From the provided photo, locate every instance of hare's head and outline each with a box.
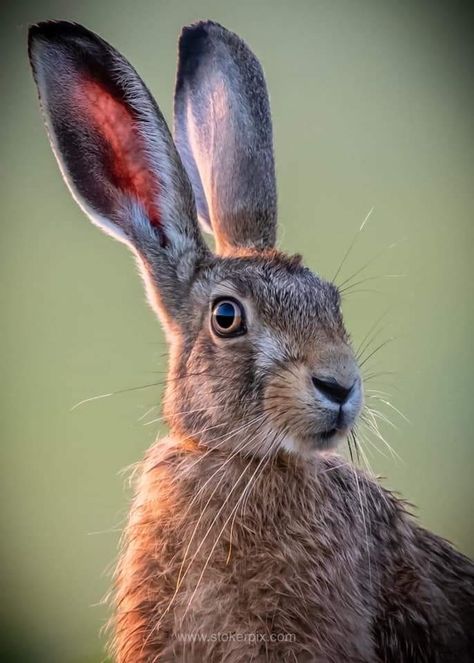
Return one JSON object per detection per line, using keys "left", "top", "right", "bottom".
{"left": 29, "top": 20, "right": 362, "bottom": 458}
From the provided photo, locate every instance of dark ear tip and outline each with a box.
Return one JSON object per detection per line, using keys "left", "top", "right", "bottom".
{"left": 179, "top": 21, "right": 209, "bottom": 54}
{"left": 29, "top": 20, "right": 79, "bottom": 40}
{"left": 177, "top": 20, "right": 237, "bottom": 85}
{"left": 28, "top": 21, "right": 61, "bottom": 62}
{"left": 28, "top": 21, "right": 51, "bottom": 54}
{"left": 178, "top": 20, "right": 231, "bottom": 52}
{"left": 28, "top": 20, "right": 98, "bottom": 54}
{"left": 180, "top": 19, "right": 224, "bottom": 37}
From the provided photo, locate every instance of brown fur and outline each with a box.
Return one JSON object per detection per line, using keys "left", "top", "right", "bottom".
{"left": 29, "top": 20, "right": 474, "bottom": 663}
{"left": 111, "top": 441, "right": 473, "bottom": 662}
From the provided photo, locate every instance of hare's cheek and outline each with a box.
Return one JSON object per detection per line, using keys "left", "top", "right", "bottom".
{"left": 262, "top": 364, "right": 315, "bottom": 430}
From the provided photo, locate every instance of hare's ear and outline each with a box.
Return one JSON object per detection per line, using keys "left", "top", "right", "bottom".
{"left": 28, "top": 21, "right": 208, "bottom": 326}
{"left": 174, "top": 21, "right": 277, "bottom": 255}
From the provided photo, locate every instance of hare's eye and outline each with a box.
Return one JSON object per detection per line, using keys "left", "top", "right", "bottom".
{"left": 211, "top": 298, "right": 246, "bottom": 337}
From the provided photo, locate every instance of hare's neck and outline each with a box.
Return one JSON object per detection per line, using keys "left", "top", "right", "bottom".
{"left": 137, "top": 434, "right": 326, "bottom": 524}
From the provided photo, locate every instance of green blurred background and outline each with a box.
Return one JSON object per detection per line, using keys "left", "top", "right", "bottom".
{"left": 1, "top": 0, "right": 473, "bottom": 660}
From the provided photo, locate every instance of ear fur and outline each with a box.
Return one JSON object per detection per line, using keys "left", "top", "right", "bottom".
{"left": 174, "top": 21, "right": 277, "bottom": 254}
{"left": 29, "top": 21, "right": 209, "bottom": 326}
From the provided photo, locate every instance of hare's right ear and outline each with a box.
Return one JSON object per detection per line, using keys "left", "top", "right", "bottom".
{"left": 28, "top": 21, "right": 209, "bottom": 327}
{"left": 174, "top": 21, "right": 277, "bottom": 255}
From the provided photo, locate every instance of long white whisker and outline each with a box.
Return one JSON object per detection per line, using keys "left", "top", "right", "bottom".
{"left": 362, "top": 410, "right": 404, "bottom": 463}
{"left": 367, "top": 396, "right": 410, "bottom": 423}
{"left": 332, "top": 207, "right": 374, "bottom": 283}
{"left": 182, "top": 429, "right": 281, "bottom": 619}
{"left": 171, "top": 456, "right": 255, "bottom": 624}
{"left": 357, "top": 427, "right": 389, "bottom": 460}
{"left": 143, "top": 404, "right": 222, "bottom": 427}
{"left": 366, "top": 406, "right": 398, "bottom": 431}
{"left": 137, "top": 405, "right": 158, "bottom": 422}
{"left": 71, "top": 392, "right": 114, "bottom": 410}
{"left": 337, "top": 236, "right": 406, "bottom": 290}
{"left": 181, "top": 415, "right": 268, "bottom": 499}
{"left": 350, "top": 460, "right": 372, "bottom": 589}
{"left": 150, "top": 415, "right": 269, "bottom": 640}
{"left": 177, "top": 416, "right": 268, "bottom": 533}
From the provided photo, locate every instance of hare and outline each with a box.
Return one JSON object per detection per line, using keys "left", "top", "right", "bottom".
{"left": 29, "top": 19, "right": 473, "bottom": 663}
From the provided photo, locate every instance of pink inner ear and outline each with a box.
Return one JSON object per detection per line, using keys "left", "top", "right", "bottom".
{"left": 77, "top": 78, "right": 161, "bottom": 227}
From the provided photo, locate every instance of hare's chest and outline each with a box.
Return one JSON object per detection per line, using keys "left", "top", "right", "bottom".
{"left": 172, "top": 504, "right": 376, "bottom": 662}
{"left": 232, "top": 517, "right": 374, "bottom": 659}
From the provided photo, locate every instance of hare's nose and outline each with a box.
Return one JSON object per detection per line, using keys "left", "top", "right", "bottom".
{"left": 312, "top": 376, "right": 354, "bottom": 406}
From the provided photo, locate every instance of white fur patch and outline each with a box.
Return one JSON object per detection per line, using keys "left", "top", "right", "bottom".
{"left": 255, "top": 329, "right": 287, "bottom": 370}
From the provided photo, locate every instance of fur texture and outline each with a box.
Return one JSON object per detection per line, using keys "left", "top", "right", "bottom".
{"left": 174, "top": 21, "right": 277, "bottom": 252}
{"left": 28, "top": 19, "right": 474, "bottom": 663}
{"left": 112, "top": 441, "right": 473, "bottom": 662}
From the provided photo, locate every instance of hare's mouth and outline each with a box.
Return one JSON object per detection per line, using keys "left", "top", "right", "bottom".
{"left": 311, "top": 426, "right": 349, "bottom": 452}
{"left": 276, "top": 422, "right": 350, "bottom": 456}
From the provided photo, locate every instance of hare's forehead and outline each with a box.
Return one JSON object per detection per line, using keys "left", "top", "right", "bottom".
{"left": 196, "top": 261, "right": 341, "bottom": 325}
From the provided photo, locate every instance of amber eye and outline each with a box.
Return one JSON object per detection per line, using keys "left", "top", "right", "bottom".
{"left": 211, "top": 298, "right": 246, "bottom": 337}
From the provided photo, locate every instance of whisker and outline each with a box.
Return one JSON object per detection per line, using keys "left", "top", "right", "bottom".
{"left": 361, "top": 410, "right": 404, "bottom": 463}
{"left": 356, "top": 426, "right": 389, "bottom": 460}
{"left": 366, "top": 396, "right": 410, "bottom": 424}
{"left": 70, "top": 370, "right": 233, "bottom": 411}
{"left": 332, "top": 206, "right": 374, "bottom": 283}
{"left": 182, "top": 428, "right": 282, "bottom": 618}
{"left": 179, "top": 415, "right": 269, "bottom": 517}
{"left": 359, "top": 337, "right": 396, "bottom": 369}
{"left": 347, "top": 435, "right": 355, "bottom": 463}
{"left": 337, "top": 236, "right": 407, "bottom": 290}
{"left": 137, "top": 405, "right": 158, "bottom": 422}
{"left": 143, "top": 404, "right": 222, "bottom": 427}
{"left": 350, "top": 458, "right": 372, "bottom": 589}
{"left": 366, "top": 404, "right": 399, "bottom": 431}
{"left": 71, "top": 391, "right": 115, "bottom": 410}
{"left": 352, "top": 430, "right": 375, "bottom": 475}
{"left": 341, "top": 288, "right": 386, "bottom": 298}
{"left": 340, "top": 274, "right": 404, "bottom": 296}
{"left": 151, "top": 415, "right": 271, "bottom": 638}
{"left": 353, "top": 429, "right": 392, "bottom": 512}
{"left": 157, "top": 454, "right": 256, "bottom": 636}
{"left": 355, "top": 309, "right": 390, "bottom": 361}
{"left": 363, "top": 370, "right": 397, "bottom": 383}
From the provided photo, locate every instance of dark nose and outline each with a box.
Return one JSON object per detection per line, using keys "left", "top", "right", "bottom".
{"left": 312, "top": 376, "right": 354, "bottom": 405}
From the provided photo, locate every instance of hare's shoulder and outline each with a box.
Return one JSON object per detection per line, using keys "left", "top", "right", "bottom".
{"left": 317, "top": 454, "right": 409, "bottom": 525}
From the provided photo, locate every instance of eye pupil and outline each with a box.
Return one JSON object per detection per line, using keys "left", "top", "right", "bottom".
{"left": 215, "top": 302, "right": 236, "bottom": 329}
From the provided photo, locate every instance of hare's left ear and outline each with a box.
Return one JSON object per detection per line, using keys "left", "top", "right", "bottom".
{"left": 28, "top": 21, "right": 210, "bottom": 328}
{"left": 174, "top": 21, "right": 277, "bottom": 255}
